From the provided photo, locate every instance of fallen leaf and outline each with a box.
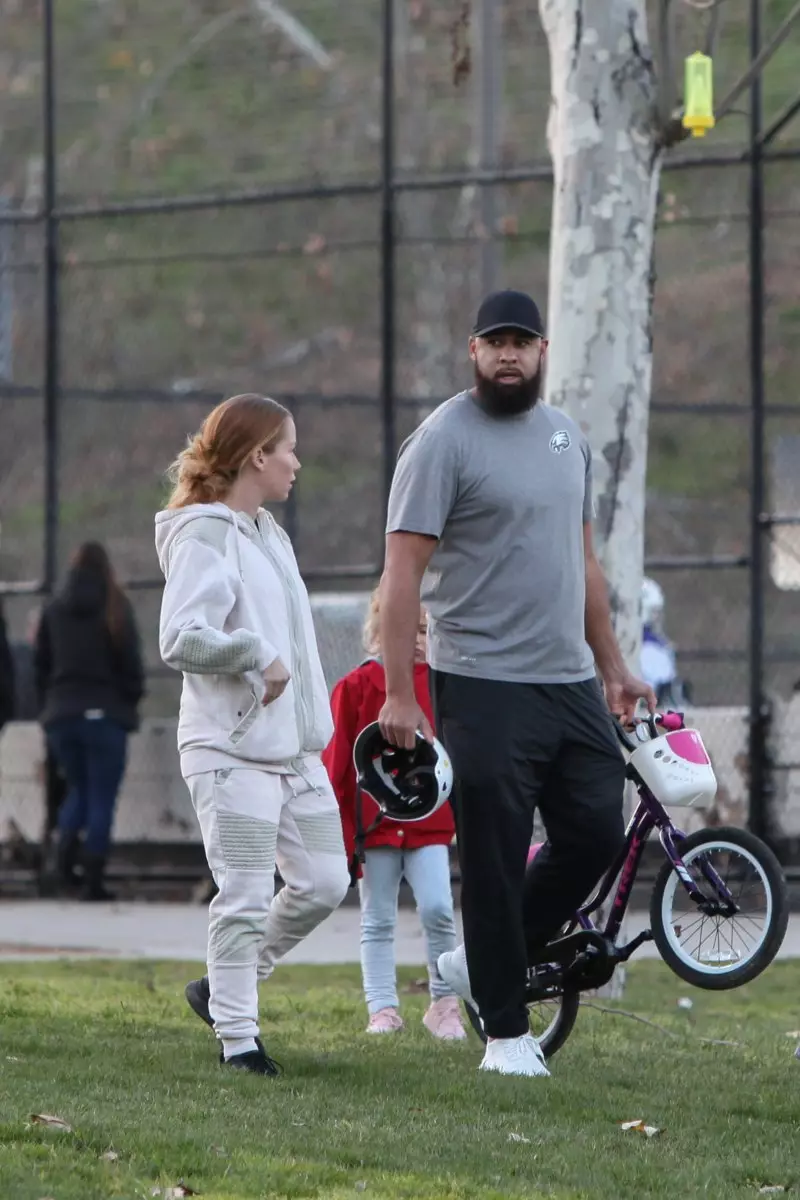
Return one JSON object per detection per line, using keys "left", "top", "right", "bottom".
{"left": 6, "top": 1056, "right": 20, "bottom": 1062}
{"left": 677, "top": 997, "right": 693, "bottom": 1010}
{"left": 507, "top": 1132, "right": 531, "bottom": 1144}
{"left": 784, "top": 1031, "right": 800, "bottom": 1038}
{"left": 101, "top": 1149, "right": 119, "bottom": 1161}
{"left": 758, "top": 1188, "right": 789, "bottom": 1195}
{"left": 152, "top": 1187, "right": 199, "bottom": 1199}
{"left": 29, "top": 1114, "right": 72, "bottom": 1132}
{"left": 619, "top": 1119, "right": 662, "bottom": 1138}
{"left": 109, "top": 49, "right": 133, "bottom": 69}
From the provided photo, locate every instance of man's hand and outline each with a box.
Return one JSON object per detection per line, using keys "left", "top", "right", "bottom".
{"left": 262, "top": 656, "right": 290, "bottom": 706}
{"left": 604, "top": 670, "right": 657, "bottom": 725}
{"left": 378, "top": 694, "right": 434, "bottom": 749}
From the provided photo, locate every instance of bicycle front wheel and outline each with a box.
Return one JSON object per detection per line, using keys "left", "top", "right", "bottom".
{"left": 463, "top": 989, "right": 580, "bottom": 1059}
{"left": 650, "top": 825, "right": 789, "bottom": 990}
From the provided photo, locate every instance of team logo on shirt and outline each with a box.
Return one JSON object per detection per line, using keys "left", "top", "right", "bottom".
{"left": 549, "top": 430, "right": 571, "bottom": 453}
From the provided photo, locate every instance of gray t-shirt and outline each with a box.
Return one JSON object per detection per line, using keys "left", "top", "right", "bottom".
{"left": 386, "top": 391, "right": 596, "bottom": 684}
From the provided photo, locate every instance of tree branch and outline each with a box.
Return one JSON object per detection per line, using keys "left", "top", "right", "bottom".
{"left": 655, "top": 0, "right": 679, "bottom": 130}
{"left": 703, "top": 0, "right": 724, "bottom": 56}
{"left": 659, "top": 0, "right": 798, "bottom": 150}
{"left": 251, "top": 0, "right": 333, "bottom": 70}
{"left": 715, "top": 0, "right": 800, "bottom": 122}
{"left": 138, "top": 10, "right": 243, "bottom": 121}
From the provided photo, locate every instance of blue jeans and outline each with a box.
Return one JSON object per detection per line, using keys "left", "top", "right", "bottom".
{"left": 47, "top": 716, "right": 128, "bottom": 858}
{"left": 359, "top": 844, "right": 457, "bottom": 1013}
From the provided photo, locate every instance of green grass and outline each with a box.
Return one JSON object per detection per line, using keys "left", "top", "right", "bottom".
{"left": 1, "top": 960, "right": 799, "bottom": 1200}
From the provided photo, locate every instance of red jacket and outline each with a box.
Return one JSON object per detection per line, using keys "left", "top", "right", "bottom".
{"left": 322, "top": 659, "right": 456, "bottom": 867}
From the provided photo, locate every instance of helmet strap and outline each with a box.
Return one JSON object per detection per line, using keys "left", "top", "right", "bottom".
{"left": 352, "top": 782, "right": 385, "bottom": 885}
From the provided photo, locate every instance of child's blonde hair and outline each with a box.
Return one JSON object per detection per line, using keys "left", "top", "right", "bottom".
{"left": 363, "top": 586, "right": 382, "bottom": 657}
{"left": 362, "top": 586, "right": 426, "bottom": 657}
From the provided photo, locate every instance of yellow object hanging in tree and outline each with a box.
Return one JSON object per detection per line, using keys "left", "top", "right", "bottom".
{"left": 682, "top": 51, "right": 715, "bottom": 138}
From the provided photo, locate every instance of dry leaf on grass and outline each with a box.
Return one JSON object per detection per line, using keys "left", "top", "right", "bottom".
{"left": 507, "top": 1132, "right": 531, "bottom": 1144}
{"left": 677, "top": 997, "right": 693, "bottom": 1010}
{"left": 619, "top": 1118, "right": 662, "bottom": 1138}
{"left": 784, "top": 1031, "right": 800, "bottom": 1038}
{"left": 758, "top": 1187, "right": 789, "bottom": 1195}
{"left": 151, "top": 1186, "right": 199, "bottom": 1198}
{"left": 29, "top": 1114, "right": 72, "bottom": 1132}
{"left": 101, "top": 1149, "right": 119, "bottom": 1162}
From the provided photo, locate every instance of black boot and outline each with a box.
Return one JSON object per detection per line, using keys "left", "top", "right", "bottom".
{"left": 81, "top": 853, "right": 116, "bottom": 902}
{"left": 56, "top": 832, "right": 81, "bottom": 892}
{"left": 185, "top": 976, "right": 213, "bottom": 1029}
{"left": 222, "top": 1045, "right": 282, "bottom": 1076}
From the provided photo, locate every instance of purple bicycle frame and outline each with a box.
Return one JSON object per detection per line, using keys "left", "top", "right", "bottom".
{"left": 573, "top": 782, "right": 737, "bottom": 946}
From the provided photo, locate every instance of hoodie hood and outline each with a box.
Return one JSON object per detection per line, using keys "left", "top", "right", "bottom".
{"left": 155, "top": 503, "right": 238, "bottom": 575}
{"left": 155, "top": 502, "right": 280, "bottom": 579}
{"left": 60, "top": 570, "right": 106, "bottom": 615}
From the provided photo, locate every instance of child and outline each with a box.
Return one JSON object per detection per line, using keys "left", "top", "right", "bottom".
{"left": 323, "top": 589, "right": 466, "bottom": 1039}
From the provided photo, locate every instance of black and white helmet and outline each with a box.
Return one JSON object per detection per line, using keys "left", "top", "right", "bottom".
{"left": 353, "top": 722, "right": 453, "bottom": 823}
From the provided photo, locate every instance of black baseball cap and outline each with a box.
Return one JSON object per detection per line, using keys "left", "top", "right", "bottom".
{"left": 473, "top": 289, "right": 545, "bottom": 338}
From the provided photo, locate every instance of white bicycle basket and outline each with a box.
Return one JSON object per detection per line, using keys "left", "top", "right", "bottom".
{"left": 629, "top": 728, "right": 718, "bottom": 808}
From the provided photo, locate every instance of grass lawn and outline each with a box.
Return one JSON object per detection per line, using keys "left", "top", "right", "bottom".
{"left": 0, "top": 959, "right": 798, "bottom": 1200}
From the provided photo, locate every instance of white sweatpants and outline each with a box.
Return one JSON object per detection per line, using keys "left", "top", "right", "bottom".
{"left": 186, "top": 757, "right": 349, "bottom": 1041}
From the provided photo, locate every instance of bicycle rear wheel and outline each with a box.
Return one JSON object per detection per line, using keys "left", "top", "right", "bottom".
{"left": 463, "top": 989, "right": 580, "bottom": 1059}
{"left": 650, "top": 825, "right": 789, "bottom": 990}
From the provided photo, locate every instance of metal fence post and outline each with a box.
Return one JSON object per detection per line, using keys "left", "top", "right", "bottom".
{"left": 43, "top": 0, "right": 60, "bottom": 592}
{"left": 747, "top": 0, "right": 770, "bottom": 840}
{"left": 380, "top": 0, "right": 396, "bottom": 543}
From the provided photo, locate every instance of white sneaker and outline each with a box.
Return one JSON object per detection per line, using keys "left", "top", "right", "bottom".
{"left": 437, "top": 945, "right": 475, "bottom": 1008}
{"left": 480, "top": 1034, "right": 550, "bottom": 1078}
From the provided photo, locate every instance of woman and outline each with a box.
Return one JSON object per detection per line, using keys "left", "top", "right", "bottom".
{"left": 35, "top": 542, "right": 144, "bottom": 902}
{"left": 156, "top": 392, "right": 349, "bottom": 1077}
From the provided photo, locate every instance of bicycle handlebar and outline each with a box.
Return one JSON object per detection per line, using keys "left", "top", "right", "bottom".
{"left": 612, "top": 711, "right": 685, "bottom": 753}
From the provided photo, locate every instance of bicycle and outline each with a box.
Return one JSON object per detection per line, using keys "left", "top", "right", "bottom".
{"left": 463, "top": 711, "right": 790, "bottom": 1057}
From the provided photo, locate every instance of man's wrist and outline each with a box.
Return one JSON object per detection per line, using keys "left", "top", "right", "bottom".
{"left": 596, "top": 659, "right": 627, "bottom": 685}
{"left": 385, "top": 686, "right": 417, "bottom": 704}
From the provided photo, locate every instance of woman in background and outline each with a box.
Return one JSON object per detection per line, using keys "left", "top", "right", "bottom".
{"left": 35, "top": 542, "right": 143, "bottom": 901}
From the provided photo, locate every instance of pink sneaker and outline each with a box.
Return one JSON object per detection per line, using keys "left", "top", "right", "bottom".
{"left": 423, "top": 996, "right": 467, "bottom": 1040}
{"left": 366, "top": 1007, "right": 404, "bottom": 1034}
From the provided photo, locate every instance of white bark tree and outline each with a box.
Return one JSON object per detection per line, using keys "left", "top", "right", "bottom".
{"left": 536, "top": 0, "right": 799, "bottom": 997}
{"left": 539, "top": 0, "right": 661, "bottom": 673}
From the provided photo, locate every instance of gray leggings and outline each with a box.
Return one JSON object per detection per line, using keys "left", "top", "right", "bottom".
{"left": 358, "top": 844, "right": 457, "bottom": 1013}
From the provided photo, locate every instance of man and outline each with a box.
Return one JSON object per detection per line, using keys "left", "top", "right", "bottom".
{"left": 378, "top": 289, "right": 655, "bottom": 1078}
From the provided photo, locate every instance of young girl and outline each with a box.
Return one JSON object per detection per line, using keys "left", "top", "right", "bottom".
{"left": 156, "top": 393, "right": 350, "bottom": 1076}
{"left": 323, "top": 589, "right": 465, "bottom": 1039}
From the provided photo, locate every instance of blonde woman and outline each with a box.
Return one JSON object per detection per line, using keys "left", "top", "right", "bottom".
{"left": 156, "top": 393, "right": 349, "bottom": 1076}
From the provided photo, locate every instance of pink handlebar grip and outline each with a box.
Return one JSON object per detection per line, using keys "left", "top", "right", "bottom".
{"left": 658, "top": 711, "right": 684, "bottom": 732}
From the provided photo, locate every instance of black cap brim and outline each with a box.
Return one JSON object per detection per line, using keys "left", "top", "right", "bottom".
{"left": 473, "top": 322, "right": 543, "bottom": 338}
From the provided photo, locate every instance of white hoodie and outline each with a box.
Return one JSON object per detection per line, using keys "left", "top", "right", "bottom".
{"left": 155, "top": 502, "right": 333, "bottom": 777}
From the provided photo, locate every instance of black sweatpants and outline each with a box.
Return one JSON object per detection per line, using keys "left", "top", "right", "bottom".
{"left": 431, "top": 671, "right": 627, "bottom": 1040}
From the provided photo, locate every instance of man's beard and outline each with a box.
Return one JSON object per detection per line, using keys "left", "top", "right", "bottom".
{"left": 473, "top": 364, "right": 542, "bottom": 417}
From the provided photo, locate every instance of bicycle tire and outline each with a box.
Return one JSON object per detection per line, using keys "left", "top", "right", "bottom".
{"left": 650, "top": 824, "right": 789, "bottom": 990}
{"left": 463, "top": 988, "right": 580, "bottom": 1059}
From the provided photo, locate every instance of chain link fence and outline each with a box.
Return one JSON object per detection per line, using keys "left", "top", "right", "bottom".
{"left": 0, "top": 0, "right": 799, "bottom": 851}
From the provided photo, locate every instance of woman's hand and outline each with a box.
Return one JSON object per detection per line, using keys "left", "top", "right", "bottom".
{"left": 261, "top": 656, "right": 290, "bottom": 706}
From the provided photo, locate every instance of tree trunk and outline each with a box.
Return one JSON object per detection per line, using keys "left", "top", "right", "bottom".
{"left": 538, "top": 0, "right": 663, "bottom": 998}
